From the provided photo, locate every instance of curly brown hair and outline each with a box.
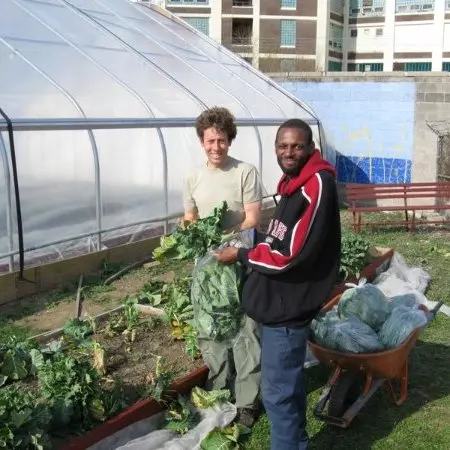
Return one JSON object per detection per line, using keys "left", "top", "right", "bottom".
{"left": 195, "top": 107, "right": 237, "bottom": 143}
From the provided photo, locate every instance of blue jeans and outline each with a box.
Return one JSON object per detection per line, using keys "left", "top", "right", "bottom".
{"left": 261, "top": 325, "right": 310, "bottom": 450}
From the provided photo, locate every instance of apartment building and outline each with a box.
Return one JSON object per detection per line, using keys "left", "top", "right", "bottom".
{"left": 331, "top": 0, "right": 450, "bottom": 72}
{"left": 138, "top": 0, "right": 450, "bottom": 73}
{"left": 142, "top": 0, "right": 330, "bottom": 72}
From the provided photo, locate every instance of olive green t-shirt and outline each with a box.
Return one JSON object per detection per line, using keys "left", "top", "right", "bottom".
{"left": 183, "top": 156, "right": 263, "bottom": 230}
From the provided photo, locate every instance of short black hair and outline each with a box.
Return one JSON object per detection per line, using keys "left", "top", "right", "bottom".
{"left": 275, "top": 119, "right": 313, "bottom": 144}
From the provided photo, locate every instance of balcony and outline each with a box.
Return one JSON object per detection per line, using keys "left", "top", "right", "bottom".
{"left": 233, "top": 0, "right": 253, "bottom": 6}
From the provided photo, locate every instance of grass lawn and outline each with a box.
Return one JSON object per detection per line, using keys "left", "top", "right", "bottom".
{"left": 245, "top": 212, "right": 450, "bottom": 450}
{"left": 0, "top": 211, "right": 448, "bottom": 449}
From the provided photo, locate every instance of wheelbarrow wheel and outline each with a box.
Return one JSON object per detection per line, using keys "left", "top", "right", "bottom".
{"left": 328, "top": 371, "right": 364, "bottom": 418}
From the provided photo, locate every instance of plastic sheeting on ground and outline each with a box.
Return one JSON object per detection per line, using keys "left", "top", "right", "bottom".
{"left": 88, "top": 402, "right": 236, "bottom": 450}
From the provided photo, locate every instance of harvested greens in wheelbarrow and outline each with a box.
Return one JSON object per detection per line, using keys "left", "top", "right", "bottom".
{"left": 311, "top": 281, "right": 428, "bottom": 353}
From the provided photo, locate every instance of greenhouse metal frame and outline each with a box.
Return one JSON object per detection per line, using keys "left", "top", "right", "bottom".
{"left": 0, "top": 0, "right": 325, "bottom": 275}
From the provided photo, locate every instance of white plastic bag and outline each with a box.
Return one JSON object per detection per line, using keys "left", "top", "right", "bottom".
{"left": 89, "top": 403, "right": 237, "bottom": 450}
{"left": 373, "top": 252, "right": 450, "bottom": 317}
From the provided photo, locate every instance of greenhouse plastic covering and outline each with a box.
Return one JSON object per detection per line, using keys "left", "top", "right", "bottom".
{"left": 0, "top": 0, "right": 326, "bottom": 272}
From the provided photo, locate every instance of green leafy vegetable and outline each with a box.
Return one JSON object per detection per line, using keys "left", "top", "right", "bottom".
{"left": 200, "top": 423, "right": 250, "bottom": 450}
{"left": 62, "top": 317, "right": 95, "bottom": 341}
{"left": 37, "top": 353, "right": 106, "bottom": 429}
{"left": 152, "top": 201, "right": 229, "bottom": 261}
{"left": 0, "top": 337, "right": 41, "bottom": 386}
{"left": 190, "top": 386, "right": 231, "bottom": 409}
{"left": 191, "top": 259, "right": 244, "bottom": 342}
{"left": 339, "top": 232, "right": 370, "bottom": 281}
{"left": 166, "top": 395, "right": 199, "bottom": 435}
{"left": 0, "top": 386, "right": 52, "bottom": 449}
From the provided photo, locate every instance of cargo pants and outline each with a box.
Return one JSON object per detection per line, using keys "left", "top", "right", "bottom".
{"left": 197, "top": 314, "right": 261, "bottom": 409}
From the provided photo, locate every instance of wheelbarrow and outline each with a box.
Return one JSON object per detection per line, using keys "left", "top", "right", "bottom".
{"left": 308, "top": 294, "right": 444, "bottom": 428}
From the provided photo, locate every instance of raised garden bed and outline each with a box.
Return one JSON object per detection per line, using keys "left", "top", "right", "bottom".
{"left": 63, "top": 366, "right": 208, "bottom": 450}
{"left": 0, "top": 299, "right": 207, "bottom": 450}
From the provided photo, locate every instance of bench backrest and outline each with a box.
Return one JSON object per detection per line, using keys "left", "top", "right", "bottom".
{"left": 345, "top": 182, "right": 450, "bottom": 207}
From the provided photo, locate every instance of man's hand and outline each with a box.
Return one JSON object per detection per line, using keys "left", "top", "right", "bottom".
{"left": 214, "top": 247, "right": 239, "bottom": 264}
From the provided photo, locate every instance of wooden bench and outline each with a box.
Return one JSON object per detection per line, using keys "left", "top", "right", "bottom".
{"left": 345, "top": 182, "right": 450, "bottom": 232}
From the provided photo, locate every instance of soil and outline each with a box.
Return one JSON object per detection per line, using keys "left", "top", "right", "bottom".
{"left": 96, "top": 318, "right": 204, "bottom": 393}
{"left": 0, "top": 259, "right": 193, "bottom": 335}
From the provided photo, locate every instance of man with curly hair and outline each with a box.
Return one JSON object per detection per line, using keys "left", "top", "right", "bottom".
{"left": 183, "top": 106, "right": 263, "bottom": 427}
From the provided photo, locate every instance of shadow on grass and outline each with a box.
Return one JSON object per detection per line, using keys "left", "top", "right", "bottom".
{"left": 308, "top": 340, "right": 450, "bottom": 449}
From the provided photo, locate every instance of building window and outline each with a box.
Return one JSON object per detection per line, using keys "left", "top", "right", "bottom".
{"left": 232, "top": 18, "right": 253, "bottom": 45}
{"left": 328, "top": 60, "right": 343, "bottom": 71}
{"left": 167, "top": 0, "right": 209, "bottom": 4}
{"left": 349, "top": 0, "right": 385, "bottom": 17}
{"left": 182, "top": 17, "right": 209, "bottom": 35}
{"left": 358, "top": 63, "right": 384, "bottom": 71}
{"left": 350, "top": 29, "right": 358, "bottom": 37}
{"left": 233, "top": 0, "right": 253, "bottom": 6}
{"left": 446, "top": 0, "right": 450, "bottom": 11}
{"left": 376, "top": 28, "right": 383, "bottom": 36}
{"left": 350, "top": 63, "right": 383, "bottom": 72}
{"left": 443, "top": 62, "right": 450, "bottom": 71}
{"left": 280, "top": 20, "right": 296, "bottom": 47}
{"left": 331, "top": 0, "right": 345, "bottom": 14}
{"left": 404, "top": 61, "right": 432, "bottom": 71}
{"left": 281, "top": 0, "right": 297, "bottom": 8}
{"left": 329, "top": 23, "right": 343, "bottom": 49}
{"left": 395, "top": 0, "right": 435, "bottom": 13}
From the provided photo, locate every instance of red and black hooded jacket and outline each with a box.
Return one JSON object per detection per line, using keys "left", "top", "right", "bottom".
{"left": 237, "top": 150, "right": 341, "bottom": 327}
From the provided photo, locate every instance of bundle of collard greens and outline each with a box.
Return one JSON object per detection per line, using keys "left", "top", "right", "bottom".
{"left": 152, "top": 202, "right": 229, "bottom": 261}
{"left": 191, "top": 256, "right": 245, "bottom": 343}
{"left": 337, "top": 282, "right": 390, "bottom": 331}
{"left": 312, "top": 307, "right": 383, "bottom": 353}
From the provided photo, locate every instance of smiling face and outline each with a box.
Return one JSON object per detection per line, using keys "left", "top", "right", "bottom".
{"left": 201, "top": 127, "right": 230, "bottom": 168}
{"left": 275, "top": 127, "right": 314, "bottom": 176}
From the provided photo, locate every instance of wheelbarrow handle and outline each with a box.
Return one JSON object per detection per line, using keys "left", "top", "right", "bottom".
{"left": 426, "top": 301, "right": 444, "bottom": 323}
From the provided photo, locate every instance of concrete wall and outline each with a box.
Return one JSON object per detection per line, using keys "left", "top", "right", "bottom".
{"left": 270, "top": 73, "right": 450, "bottom": 184}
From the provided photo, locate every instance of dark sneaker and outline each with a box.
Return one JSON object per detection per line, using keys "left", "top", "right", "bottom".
{"left": 235, "top": 407, "right": 257, "bottom": 428}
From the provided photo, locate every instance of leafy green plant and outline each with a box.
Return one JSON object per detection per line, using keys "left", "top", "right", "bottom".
{"left": 0, "top": 386, "right": 52, "bottom": 450}
{"left": 136, "top": 281, "right": 166, "bottom": 306}
{"left": 62, "top": 317, "right": 95, "bottom": 341}
{"left": 190, "top": 387, "right": 230, "bottom": 409}
{"left": 152, "top": 201, "right": 229, "bottom": 261}
{"left": 200, "top": 423, "right": 250, "bottom": 449}
{"left": 183, "top": 327, "right": 200, "bottom": 360}
{"left": 339, "top": 232, "right": 371, "bottom": 281}
{"left": 166, "top": 395, "right": 199, "bottom": 435}
{"left": 37, "top": 353, "right": 106, "bottom": 430}
{"left": 101, "top": 376, "right": 129, "bottom": 419}
{"left": 140, "top": 355, "right": 177, "bottom": 403}
{"left": 0, "top": 337, "right": 41, "bottom": 387}
{"left": 162, "top": 276, "right": 194, "bottom": 328}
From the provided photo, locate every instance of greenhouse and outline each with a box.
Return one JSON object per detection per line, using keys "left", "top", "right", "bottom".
{"left": 0, "top": 0, "right": 326, "bottom": 274}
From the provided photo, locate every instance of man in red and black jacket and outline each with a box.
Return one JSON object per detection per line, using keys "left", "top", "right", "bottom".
{"left": 215, "top": 119, "right": 341, "bottom": 450}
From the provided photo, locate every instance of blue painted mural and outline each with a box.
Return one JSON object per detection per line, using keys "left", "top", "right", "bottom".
{"left": 281, "top": 81, "right": 416, "bottom": 184}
